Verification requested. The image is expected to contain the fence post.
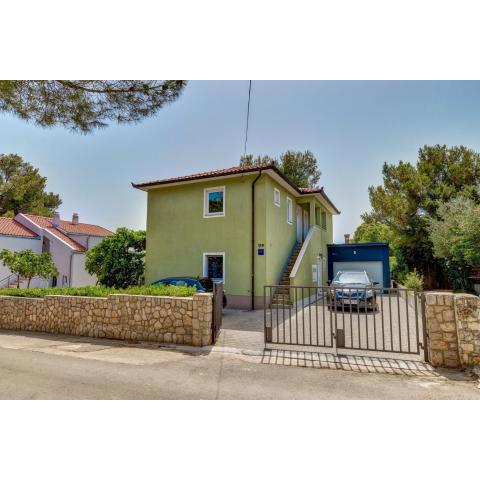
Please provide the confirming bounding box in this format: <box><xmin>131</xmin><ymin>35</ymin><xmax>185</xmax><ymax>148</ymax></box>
<box><xmin>420</xmin><ymin>293</ymin><xmax>429</xmax><ymax>363</ymax></box>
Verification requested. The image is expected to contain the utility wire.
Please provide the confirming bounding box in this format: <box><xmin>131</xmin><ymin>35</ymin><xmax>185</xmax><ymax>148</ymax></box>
<box><xmin>244</xmin><ymin>80</ymin><xmax>252</xmax><ymax>156</ymax></box>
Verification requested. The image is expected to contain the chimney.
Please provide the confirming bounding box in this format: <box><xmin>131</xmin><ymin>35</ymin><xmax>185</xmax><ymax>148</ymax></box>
<box><xmin>344</xmin><ymin>233</ymin><xmax>350</xmax><ymax>244</ymax></box>
<box><xmin>52</xmin><ymin>212</ymin><xmax>60</xmax><ymax>227</ymax></box>
<box><xmin>72</xmin><ymin>212</ymin><xmax>79</xmax><ymax>225</ymax></box>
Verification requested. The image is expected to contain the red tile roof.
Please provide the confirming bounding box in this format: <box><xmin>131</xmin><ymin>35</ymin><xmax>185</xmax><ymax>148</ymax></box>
<box><xmin>132</xmin><ymin>163</ymin><xmax>340</xmax><ymax>214</ymax></box>
<box><xmin>0</xmin><ymin>217</ymin><xmax>39</xmax><ymax>238</ymax></box>
<box><xmin>298</xmin><ymin>187</ymin><xmax>322</xmax><ymax>193</ymax></box>
<box><xmin>44</xmin><ymin>226</ymin><xmax>86</xmax><ymax>252</ymax></box>
<box><xmin>132</xmin><ymin>164</ymin><xmax>270</xmax><ymax>189</ymax></box>
<box><xmin>22</xmin><ymin>214</ymin><xmax>113</xmax><ymax>237</ymax></box>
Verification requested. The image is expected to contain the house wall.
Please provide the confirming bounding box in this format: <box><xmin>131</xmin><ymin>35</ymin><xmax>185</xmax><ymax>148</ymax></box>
<box><xmin>144</xmin><ymin>174</ymin><xmax>335</xmax><ymax>309</ymax></box>
<box><xmin>69</xmin><ymin>235</ymin><xmax>104</xmax><ymax>250</ymax></box>
<box><xmin>71</xmin><ymin>253</ymin><xmax>97</xmax><ymax>287</ymax></box>
<box><xmin>145</xmin><ymin>176</ymin><xmax>256</xmax><ymax>307</ymax></box>
<box><xmin>0</xmin><ymin>235</ymin><xmax>43</xmax><ymax>286</ymax></box>
<box><xmin>14</xmin><ymin>216</ymin><xmax>103</xmax><ymax>288</ymax></box>
<box><xmin>42</xmin><ymin>230</ymin><xmax>74</xmax><ymax>287</ymax></box>
<box><xmin>264</xmin><ymin>176</ymin><xmax>297</xmax><ymax>287</ymax></box>
<box><xmin>289</xmin><ymin>226</ymin><xmax>326</xmax><ymax>302</ymax></box>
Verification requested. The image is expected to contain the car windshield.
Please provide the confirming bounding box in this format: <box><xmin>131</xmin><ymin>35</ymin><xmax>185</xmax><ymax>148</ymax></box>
<box><xmin>334</xmin><ymin>272</ymin><xmax>369</xmax><ymax>284</ymax></box>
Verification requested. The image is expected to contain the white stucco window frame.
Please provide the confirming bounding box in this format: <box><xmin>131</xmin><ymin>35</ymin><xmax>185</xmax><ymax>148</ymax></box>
<box><xmin>203</xmin><ymin>186</ymin><xmax>225</xmax><ymax>218</ymax></box>
<box><xmin>273</xmin><ymin>188</ymin><xmax>281</xmax><ymax>207</ymax></box>
<box><xmin>202</xmin><ymin>252</ymin><xmax>226</xmax><ymax>282</ymax></box>
<box><xmin>286</xmin><ymin>197</ymin><xmax>293</xmax><ymax>224</ymax></box>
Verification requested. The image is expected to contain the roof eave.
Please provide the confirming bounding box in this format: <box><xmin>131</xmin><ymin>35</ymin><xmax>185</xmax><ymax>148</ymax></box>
<box><xmin>132</xmin><ymin>164</ymin><xmax>340</xmax><ymax>214</ymax></box>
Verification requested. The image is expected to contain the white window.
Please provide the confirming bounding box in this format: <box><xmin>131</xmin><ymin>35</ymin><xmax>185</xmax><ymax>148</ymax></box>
<box><xmin>203</xmin><ymin>253</ymin><xmax>225</xmax><ymax>281</ymax></box>
<box><xmin>203</xmin><ymin>186</ymin><xmax>225</xmax><ymax>217</ymax></box>
<box><xmin>286</xmin><ymin>197</ymin><xmax>293</xmax><ymax>224</ymax></box>
<box><xmin>273</xmin><ymin>188</ymin><xmax>281</xmax><ymax>207</ymax></box>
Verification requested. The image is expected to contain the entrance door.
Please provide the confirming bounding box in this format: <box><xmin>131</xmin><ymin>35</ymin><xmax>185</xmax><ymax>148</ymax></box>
<box><xmin>204</xmin><ymin>253</ymin><xmax>225</xmax><ymax>281</ymax></box>
<box><xmin>296</xmin><ymin>206</ymin><xmax>302</xmax><ymax>242</ymax></box>
<box><xmin>303</xmin><ymin>210</ymin><xmax>309</xmax><ymax>241</ymax></box>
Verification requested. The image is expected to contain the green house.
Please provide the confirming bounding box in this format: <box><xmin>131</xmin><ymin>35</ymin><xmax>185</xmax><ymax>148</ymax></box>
<box><xmin>133</xmin><ymin>164</ymin><xmax>340</xmax><ymax>309</ymax></box>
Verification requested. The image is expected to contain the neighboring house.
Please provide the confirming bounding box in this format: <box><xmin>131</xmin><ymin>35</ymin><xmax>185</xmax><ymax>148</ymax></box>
<box><xmin>133</xmin><ymin>164</ymin><xmax>340</xmax><ymax>309</ymax></box>
<box><xmin>0</xmin><ymin>213</ymin><xmax>113</xmax><ymax>288</ymax></box>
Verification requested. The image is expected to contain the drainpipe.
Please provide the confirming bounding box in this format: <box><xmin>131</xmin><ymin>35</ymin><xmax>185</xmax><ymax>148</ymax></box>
<box><xmin>251</xmin><ymin>171</ymin><xmax>262</xmax><ymax>310</ymax></box>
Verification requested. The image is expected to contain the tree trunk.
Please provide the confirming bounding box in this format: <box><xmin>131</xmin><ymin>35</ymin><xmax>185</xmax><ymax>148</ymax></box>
<box><xmin>17</xmin><ymin>274</ymin><xmax>20</xmax><ymax>289</ymax></box>
<box><xmin>27</xmin><ymin>277</ymin><xmax>32</xmax><ymax>288</ymax></box>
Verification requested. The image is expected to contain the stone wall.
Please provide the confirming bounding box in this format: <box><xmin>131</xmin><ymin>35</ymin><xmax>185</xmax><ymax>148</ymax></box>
<box><xmin>424</xmin><ymin>293</ymin><xmax>460</xmax><ymax>368</ymax></box>
<box><xmin>424</xmin><ymin>292</ymin><xmax>480</xmax><ymax>368</ymax></box>
<box><xmin>0</xmin><ymin>293</ymin><xmax>213</xmax><ymax>347</ymax></box>
<box><xmin>454</xmin><ymin>294</ymin><xmax>480</xmax><ymax>367</ymax></box>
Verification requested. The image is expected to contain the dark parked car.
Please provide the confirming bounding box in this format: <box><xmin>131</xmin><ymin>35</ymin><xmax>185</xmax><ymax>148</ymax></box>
<box><xmin>327</xmin><ymin>270</ymin><xmax>378</xmax><ymax>310</ymax></box>
<box><xmin>153</xmin><ymin>277</ymin><xmax>227</xmax><ymax>308</ymax></box>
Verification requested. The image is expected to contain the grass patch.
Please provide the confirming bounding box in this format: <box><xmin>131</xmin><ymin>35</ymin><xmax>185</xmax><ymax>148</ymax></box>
<box><xmin>0</xmin><ymin>284</ymin><xmax>197</xmax><ymax>298</ymax></box>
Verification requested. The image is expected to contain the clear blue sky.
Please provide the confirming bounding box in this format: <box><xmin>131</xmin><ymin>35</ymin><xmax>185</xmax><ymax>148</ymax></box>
<box><xmin>2</xmin><ymin>80</ymin><xmax>480</xmax><ymax>242</ymax></box>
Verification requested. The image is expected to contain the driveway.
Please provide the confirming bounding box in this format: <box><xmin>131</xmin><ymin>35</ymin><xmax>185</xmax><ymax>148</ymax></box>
<box><xmin>267</xmin><ymin>293</ymin><xmax>424</xmax><ymax>360</ymax></box>
<box><xmin>0</xmin><ymin>330</ymin><xmax>479</xmax><ymax>399</ymax></box>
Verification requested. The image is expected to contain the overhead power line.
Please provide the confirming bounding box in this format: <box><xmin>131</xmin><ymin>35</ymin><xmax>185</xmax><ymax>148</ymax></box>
<box><xmin>244</xmin><ymin>80</ymin><xmax>252</xmax><ymax>156</ymax></box>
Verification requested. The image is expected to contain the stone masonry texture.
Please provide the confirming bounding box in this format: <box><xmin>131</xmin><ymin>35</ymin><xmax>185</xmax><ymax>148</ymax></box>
<box><xmin>424</xmin><ymin>292</ymin><xmax>480</xmax><ymax>368</ymax></box>
<box><xmin>0</xmin><ymin>293</ymin><xmax>213</xmax><ymax>347</ymax></box>
<box><xmin>454</xmin><ymin>294</ymin><xmax>480</xmax><ymax>367</ymax></box>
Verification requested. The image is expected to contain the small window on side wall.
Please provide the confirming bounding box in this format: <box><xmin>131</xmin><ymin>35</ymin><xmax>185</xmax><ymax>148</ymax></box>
<box><xmin>286</xmin><ymin>197</ymin><xmax>293</xmax><ymax>224</ymax></box>
<box><xmin>204</xmin><ymin>186</ymin><xmax>225</xmax><ymax>217</ymax></box>
<box><xmin>321</xmin><ymin>211</ymin><xmax>327</xmax><ymax>229</ymax></box>
<box><xmin>274</xmin><ymin>188</ymin><xmax>280</xmax><ymax>207</ymax></box>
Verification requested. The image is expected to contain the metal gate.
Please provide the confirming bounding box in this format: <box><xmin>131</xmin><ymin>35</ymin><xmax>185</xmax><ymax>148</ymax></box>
<box><xmin>212</xmin><ymin>282</ymin><xmax>223</xmax><ymax>340</ymax></box>
<box><xmin>264</xmin><ymin>285</ymin><xmax>428</xmax><ymax>360</ymax></box>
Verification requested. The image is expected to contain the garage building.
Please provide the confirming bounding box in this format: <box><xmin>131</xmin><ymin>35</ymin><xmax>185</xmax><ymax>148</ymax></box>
<box><xmin>327</xmin><ymin>242</ymin><xmax>390</xmax><ymax>289</ymax></box>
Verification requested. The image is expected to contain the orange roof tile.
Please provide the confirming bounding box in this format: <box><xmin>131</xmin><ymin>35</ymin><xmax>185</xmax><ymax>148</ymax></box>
<box><xmin>23</xmin><ymin>214</ymin><xmax>113</xmax><ymax>237</ymax></box>
<box><xmin>0</xmin><ymin>217</ymin><xmax>39</xmax><ymax>238</ymax></box>
<box><xmin>43</xmin><ymin>226</ymin><xmax>86</xmax><ymax>252</ymax></box>
<box><xmin>133</xmin><ymin>163</ymin><xmax>340</xmax><ymax>214</ymax></box>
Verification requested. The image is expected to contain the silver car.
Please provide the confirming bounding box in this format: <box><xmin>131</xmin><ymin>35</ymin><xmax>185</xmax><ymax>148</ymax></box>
<box><xmin>328</xmin><ymin>270</ymin><xmax>379</xmax><ymax>310</ymax></box>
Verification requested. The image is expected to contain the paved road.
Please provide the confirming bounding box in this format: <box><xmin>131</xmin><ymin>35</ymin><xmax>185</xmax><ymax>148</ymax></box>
<box><xmin>0</xmin><ymin>331</ymin><xmax>479</xmax><ymax>399</ymax></box>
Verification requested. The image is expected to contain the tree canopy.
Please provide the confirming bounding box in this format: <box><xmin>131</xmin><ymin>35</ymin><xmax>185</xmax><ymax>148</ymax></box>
<box><xmin>0</xmin><ymin>153</ymin><xmax>61</xmax><ymax>217</ymax></box>
<box><xmin>85</xmin><ymin>228</ymin><xmax>146</xmax><ymax>288</ymax></box>
<box><xmin>427</xmin><ymin>196</ymin><xmax>480</xmax><ymax>290</ymax></box>
<box><xmin>0</xmin><ymin>249</ymin><xmax>58</xmax><ymax>288</ymax></box>
<box><xmin>353</xmin><ymin>221</ymin><xmax>398</xmax><ymax>246</ymax></box>
<box><xmin>0</xmin><ymin>80</ymin><xmax>187</xmax><ymax>133</ymax></box>
<box><xmin>361</xmin><ymin>145</ymin><xmax>480</xmax><ymax>288</ymax></box>
<box><xmin>240</xmin><ymin>150</ymin><xmax>321</xmax><ymax>188</ymax></box>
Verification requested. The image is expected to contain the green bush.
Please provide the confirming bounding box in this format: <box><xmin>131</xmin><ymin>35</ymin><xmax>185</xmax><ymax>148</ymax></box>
<box><xmin>0</xmin><ymin>284</ymin><xmax>196</xmax><ymax>298</ymax></box>
<box><xmin>400</xmin><ymin>271</ymin><xmax>424</xmax><ymax>291</ymax></box>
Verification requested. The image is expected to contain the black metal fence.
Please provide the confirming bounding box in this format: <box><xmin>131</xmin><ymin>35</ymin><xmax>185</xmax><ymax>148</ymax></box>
<box><xmin>264</xmin><ymin>285</ymin><xmax>427</xmax><ymax>358</ymax></box>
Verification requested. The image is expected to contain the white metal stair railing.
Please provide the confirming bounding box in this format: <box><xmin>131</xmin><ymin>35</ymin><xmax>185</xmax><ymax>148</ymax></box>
<box><xmin>0</xmin><ymin>273</ymin><xmax>20</xmax><ymax>289</ymax></box>
<box><xmin>0</xmin><ymin>273</ymin><xmax>49</xmax><ymax>289</ymax></box>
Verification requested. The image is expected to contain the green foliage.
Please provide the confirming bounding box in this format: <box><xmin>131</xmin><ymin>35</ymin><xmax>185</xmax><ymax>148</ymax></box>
<box><xmin>426</xmin><ymin>196</ymin><xmax>480</xmax><ymax>290</ymax></box>
<box><xmin>0</xmin><ymin>153</ymin><xmax>61</xmax><ymax>216</ymax></box>
<box><xmin>362</xmin><ymin>145</ymin><xmax>480</xmax><ymax>287</ymax></box>
<box><xmin>0</xmin><ymin>81</ymin><xmax>187</xmax><ymax>133</ymax></box>
<box><xmin>240</xmin><ymin>150</ymin><xmax>321</xmax><ymax>188</ymax></box>
<box><xmin>353</xmin><ymin>221</ymin><xmax>397</xmax><ymax>246</ymax></box>
<box><xmin>353</xmin><ymin>221</ymin><xmax>408</xmax><ymax>280</ymax></box>
<box><xmin>0</xmin><ymin>284</ymin><xmax>196</xmax><ymax>298</ymax></box>
<box><xmin>399</xmin><ymin>271</ymin><xmax>424</xmax><ymax>291</ymax></box>
<box><xmin>85</xmin><ymin>228</ymin><xmax>146</xmax><ymax>288</ymax></box>
<box><xmin>0</xmin><ymin>249</ymin><xmax>58</xmax><ymax>287</ymax></box>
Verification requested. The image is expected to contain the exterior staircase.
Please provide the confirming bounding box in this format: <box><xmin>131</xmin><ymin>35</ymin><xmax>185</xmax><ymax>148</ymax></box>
<box><xmin>271</xmin><ymin>242</ymin><xmax>303</xmax><ymax>308</ymax></box>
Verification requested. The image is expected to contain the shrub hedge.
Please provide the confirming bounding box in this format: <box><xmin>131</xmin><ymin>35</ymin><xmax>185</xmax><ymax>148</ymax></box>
<box><xmin>0</xmin><ymin>284</ymin><xmax>197</xmax><ymax>298</ymax></box>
